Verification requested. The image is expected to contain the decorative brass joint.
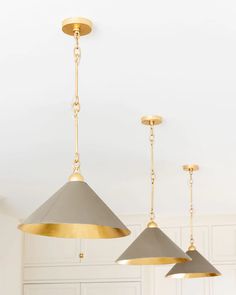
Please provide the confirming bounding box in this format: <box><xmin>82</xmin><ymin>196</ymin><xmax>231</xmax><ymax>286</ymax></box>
<box><xmin>79</xmin><ymin>252</ymin><xmax>84</xmax><ymax>259</ymax></box>
<box><xmin>73</xmin><ymin>98</ymin><xmax>80</xmax><ymax>117</ymax></box>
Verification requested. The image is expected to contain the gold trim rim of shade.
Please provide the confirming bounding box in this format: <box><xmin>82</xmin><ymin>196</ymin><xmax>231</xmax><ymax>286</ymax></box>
<box><xmin>141</xmin><ymin>115</ymin><xmax>163</xmax><ymax>126</ymax></box>
<box><xmin>62</xmin><ymin>17</ymin><xmax>93</xmax><ymax>36</ymax></box>
<box><xmin>116</xmin><ymin>257</ymin><xmax>190</xmax><ymax>265</ymax></box>
<box><xmin>166</xmin><ymin>272</ymin><xmax>221</xmax><ymax>279</ymax></box>
<box><xmin>18</xmin><ymin>223</ymin><xmax>130</xmax><ymax>239</ymax></box>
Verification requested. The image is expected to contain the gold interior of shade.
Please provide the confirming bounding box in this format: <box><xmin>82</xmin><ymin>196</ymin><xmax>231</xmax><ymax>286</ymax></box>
<box><xmin>18</xmin><ymin>223</ymin><xmax>130</xmax><ymax>239</ymax></box>
<box><xmin>117</xmin><ymin>257</ymin><xmax>190</xmax><ymax>265</ymax></box>
<box><xmin>167</xmin><ymin>272</ymin><xmax>220</xmax><ymax>279</ymax></box>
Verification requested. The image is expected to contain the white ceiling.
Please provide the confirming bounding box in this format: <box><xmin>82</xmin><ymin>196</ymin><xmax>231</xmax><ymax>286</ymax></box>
<box><xmin>0</xmin><ymin>0</ymin><xmax>235</xmax><ymax>219</ymax></box>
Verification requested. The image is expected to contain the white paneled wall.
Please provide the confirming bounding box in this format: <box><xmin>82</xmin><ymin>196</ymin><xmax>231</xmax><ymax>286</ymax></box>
<box><xmin>23</xmin><ymin>215</ymin><xmax>236</xmax><ymax>295</ymax></box>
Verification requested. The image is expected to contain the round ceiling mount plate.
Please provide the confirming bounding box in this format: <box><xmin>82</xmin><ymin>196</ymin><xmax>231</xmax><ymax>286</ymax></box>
<box><xmin>141</xmin><ymin>115</ymin><xmax>163</xmax><ymax>126</ymax></box>
<box><xmin>183</xmin><ymin>164</ymin><xmax>199</xmax><ymax>172</ymax></box>
<box><xmin>62</xmin><ymin>17</ymin><xmax>93</xmax><ymax>36</ymax></box>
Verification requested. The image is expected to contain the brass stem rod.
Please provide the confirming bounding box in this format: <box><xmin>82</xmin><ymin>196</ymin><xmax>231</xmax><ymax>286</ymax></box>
<box><xmin>74</xmin><ymin>31</ymin><xmax>79</xmax><ymax>103</ymax></box>
<box><xmin>72</xmin><ymin>30</ymin><xmax>81</xmax><ymax>173</ymax></box>
<box><xmin>189</xmin><ymin>170</ymin><xmax>195</xmax><ymax>247</ymax></box>
<box><xmin>150</xmin><ymin>124</ymin><xmax>155</xmax><ymax>220</ymax></box>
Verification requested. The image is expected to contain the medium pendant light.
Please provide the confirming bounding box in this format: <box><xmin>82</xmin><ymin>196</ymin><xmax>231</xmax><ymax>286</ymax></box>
<box><xmin>18</xmin><ymin>17</ymin><xmax>130</xmax><ymax>239</ymax></box>
<box><xmin>166</xmin><ymin>165</ymin><xmax>221</xmax><ymax>278</ymax></box>
<box><xmin>116</xmin><ymin>116</ymin><xmax>191</xmax><ymax>265</ymax></box>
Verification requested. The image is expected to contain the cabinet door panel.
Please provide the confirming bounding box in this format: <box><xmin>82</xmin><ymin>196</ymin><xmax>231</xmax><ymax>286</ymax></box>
<box><xmin>154</xmin><ymin>266</ymin><xmax>181</xmax><ymax>295</ymax></box>
<box><xmin>24</xmin><ymin>284</ymin><xmax>79</xmax><ymax>295</ymax></box>
<box><xmin>211</xmin><ymin>265</ymin><xmax>236</xmax><ymax>295</ymax></box>
<box><xmin>212</xmin><ymin>225</ymin><xmax>236</xmax><ymax>263</ymax></box>
<box><xmin>81</xmin><ymin>282</ymin><xmax>140</xmax><ymax>295</ymax></box>
<box><xmin>181</xmin><ymin>279</ymin><xmax>209</xmax><ymax>295</ymax></box>
<box><xmin>81</xmin><ymin>224</ymin><xmax>141</xmax><ymax>265</ymax></box>
<box><xmin>24</xmin><ymin>265</ymin><xmax>140</xmax><ymax>282</ymax></box>
<box><xmin>24</xmin><ymin>234</ymin><xmax>80</xmax><ymax>265</ymax></box>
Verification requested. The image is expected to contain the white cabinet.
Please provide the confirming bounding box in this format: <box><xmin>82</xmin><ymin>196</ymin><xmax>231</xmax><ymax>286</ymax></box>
<box><xmin>212</xmin><ymin>225</ymin><xmax>236</xmax><ymax>263</ymax></box>
<box><xmin>24</xmin><ymin>234</ymin><xmax>80</xmax><ymax>266</ymax></box>
<box><xmin>81</xmin><ymin>282</ymin><xmax>140</xmax><ymax>295</ymax></box>
<box><xmin>24</xmin><ymin>284</ymin><xmax>80</xmax><ymax>295</ymax></box>
<box><xmin>22</xmin><ymin>216</ymin><xmax>236</xmax><ymax>295</ymax></box>
<box><xmin>23</xmin><ymin>223</ymin><xmax>142</xmax><ymax>283</ymax></box>
<box><xmin>24</xmin><ymin>282</ymin><xmax>140</xmax><ymax>295</ymax></box>
<box><xmin>24</xmin><ymin>224</ymin><xmax>141</xmax><ymax>267</ymax></box>
<box><xmin>80</xmin><ymin>224</ymin><xmax>141</xmax><ymax>265</ymax></box>
<box><xmin>181</xmin><ymin>278</ymin><xmax>209</xmax><ymax>295</ymax></box>
<box><xmin>210</xmin><ymin>265</ymin><xmax>236</xmax><ymax>295</ymax></box>
<box><xmin>154</xmin><ymin>266</ymin><xmax>181</xmax><ymax>295</ymax></box>
<box><xmin>154</xmin><ymin>266</ymin><xmax>210</xmax><ymax>295</ymax></box>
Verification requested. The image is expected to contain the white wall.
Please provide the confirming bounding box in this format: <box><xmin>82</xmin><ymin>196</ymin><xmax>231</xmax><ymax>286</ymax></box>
<box><xmin>0</xmin><ymin>213</ymin><xmax>22</xmax><ymax>295</ymax></box>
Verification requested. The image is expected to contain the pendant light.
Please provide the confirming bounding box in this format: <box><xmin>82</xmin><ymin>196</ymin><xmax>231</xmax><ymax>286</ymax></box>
<box><xmin>116</xmin><ymin>116</ymin><xmax>191</xmax><ymax>265</ymax></box>
<box><xmin>18</xmin><ymin>17</ymin><xmax>130</xmax><ymax>239</ymax></box>
<box><xmin>166</xmin><ymin>165</ymin><xmax>221</xmax><ymax>278</ymax></box>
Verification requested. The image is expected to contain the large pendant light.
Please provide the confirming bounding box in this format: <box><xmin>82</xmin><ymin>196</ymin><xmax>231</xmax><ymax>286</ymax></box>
<box><xmin>18</xmin><ymin>17</ymin><xmax>130</xmax><ymax>239</ymax></box>
<box><xmin>116</xmin><ymin>116</ymin><xmax>191</xmax><ymax>265</ymax></box>
<box><xmin>166</xmin><ymin>165</ymin><xmax>221</xmax><ymax>278</ymax></box>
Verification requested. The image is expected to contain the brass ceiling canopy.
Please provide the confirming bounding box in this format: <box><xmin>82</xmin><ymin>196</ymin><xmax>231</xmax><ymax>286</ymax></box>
<box><xmin>18</xmin><ymin>17</ymin><xmax>130</xmax><ymax>239</ymax></box>
<box><xmin>116</xmin><ymin>116</ymin><xmax>191</xmax><ymax>265</ymax></box>
<box><xmin>166</xmin><ymin>165</ymin><xmax>221</xmax><ymax>278</ymax></box>
<box><xmin>62</xmin><ymin>17</ymin><xmax>92</xmax><ymax>36</ymax></box>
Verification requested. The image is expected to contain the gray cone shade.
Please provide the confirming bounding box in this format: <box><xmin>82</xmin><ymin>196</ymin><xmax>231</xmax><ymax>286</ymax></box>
<box><xmin>166</xmin><ymin>249</ymin><xmax>221</xmax><ymax>278</ymax></box>
<box><xmin>18</xmin><ymin>181</ymin><xmax>130</xmax><ymax>239</ymax></box>
<box><xmin>116</xmin><ymin>227</ymin><xmax>191</xmax><ymax>265</ymax></box>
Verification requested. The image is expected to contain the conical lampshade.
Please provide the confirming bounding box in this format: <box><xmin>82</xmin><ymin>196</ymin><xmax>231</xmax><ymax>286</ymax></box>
<box><xmin>166</xmin><ymin>164</ymin><xmax>221</xmax><ymax>278</ymax></box>
<box><xmin>18</xmin><ymin>18</ymin><xmax>130</xmax><ymax>239</ymax></box>
<box><xmin>18</xmin><ymin>181</ymin><xmax>130</xmax><ymax>238</ymax></box>
<box><xmin>116</xmin><ymin>116</ymin><xmax>191</xmax><ymax>265</ymax></box>
<box><xmin>166</xmin><ymin>249</ymin><xmax>221</xmax><ymax>278</ymax></box>
<box><xmin>116</xmin><ymin>227</ymin><xmax>191</xmax><ymax>265</ymax></box>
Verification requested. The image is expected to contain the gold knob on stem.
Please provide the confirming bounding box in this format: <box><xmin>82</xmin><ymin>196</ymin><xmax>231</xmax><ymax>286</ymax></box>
<box><xmin>79</xmin><ymin>252</ymin><xmax>84</xmax><ymax>259</ymax></box>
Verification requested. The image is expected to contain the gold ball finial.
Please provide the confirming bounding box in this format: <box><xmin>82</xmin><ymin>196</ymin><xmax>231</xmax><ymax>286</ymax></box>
<box><xmin>147</xmin><ymin>220</ymin><xmax>158</xmax><ymax>228</ymax></box>
<box><xmin>68</xmin><ymin>173</ymin><xmax>84</xmax><ymax>182</ymax></box>
<box><xmin>188</xmin><ymin>244</ymin><xmax>196</xmax><ymax>251</ymax></box>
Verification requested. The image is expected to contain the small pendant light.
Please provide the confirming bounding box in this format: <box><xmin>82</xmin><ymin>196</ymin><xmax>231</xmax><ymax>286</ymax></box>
<box><xmin>18</xmin><ymin>17</ymin><xmax>130</xmax><ymax>239</ymax></box>
<box><xmin>116</xmin><ymin>116</ymin><xmax>191</xmax><ymax>265</ymax></box>
<box><xmin>166</xmin><ymin>165</ymin><xmax>221</xmax><ymax>278</ymax></box>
